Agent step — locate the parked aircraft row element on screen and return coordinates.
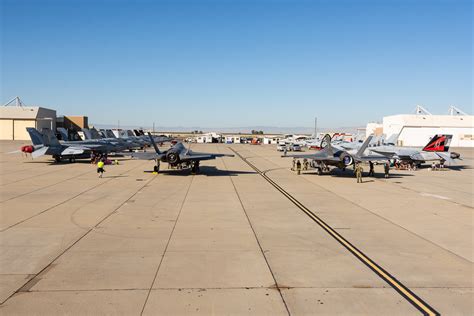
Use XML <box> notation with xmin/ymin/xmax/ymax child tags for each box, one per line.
<box><xmin>13</xmin><ymin>128</ymin><xmax>233</xmax><ymax>174</ymax></box>
<box><xmin>285</xmin><ymin>133</ymin><xmax>461</xmax><ymax>175</ymax></box>
<box><xmin>12</xmin><ymin>127</ymin><xmax>461</xmax><ymax>176</ymax></box>
<box><xmin>15</xmin><ymin>128</ymin><xmax>169</xmax><ymax>163</ymax></box>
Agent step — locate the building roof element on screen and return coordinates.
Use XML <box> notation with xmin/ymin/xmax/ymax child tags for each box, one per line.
<box><xmin>0</xmin><ymin>106</ymin><xmax>56</xmax><ymax>120</ymax></box>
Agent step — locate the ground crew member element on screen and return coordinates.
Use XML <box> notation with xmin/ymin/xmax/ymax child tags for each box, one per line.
<box><xmin>284</xmin><ymin>147</ymin><xmax>288</xmax><ymax>156</ymax></box>
<box><xmin>291</xmin><ymin>158</ymin><xmax>296</xmax><ymax>171</ymax></box>
<box><xmin>368</xmin><ymin>161</ymin><xmax>374</xmax><ymax>177</ymax></box>
<box><xmin>384</xmin><ymin>162</ymin><xmax>390</xmax><ymax>178</ymax></box>
<box><xmin>355</xmin><ymin>163</ymin><xmax>363</xmax><ymax>183</ymax></box>
<box><xmin>303</xmin><ymin>158</ymin><xmax>309</xmax><ymax>171</ymax></box>
<box><xmin>97</xmin><ymin>160</ymin><xmax>105</xmax><ymax>178</ymax></box>
<box><xmin>296</xmin><ymin>160</ymin><xmax>302</xmax><ymax>175</ymax></box>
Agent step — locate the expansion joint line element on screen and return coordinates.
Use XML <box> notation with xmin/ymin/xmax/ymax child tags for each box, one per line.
<box><xmin>3</xmin><ymin>164</ymin><xmax>157</xmax><ymax>305</ymax></box>
<box><xmin>229</xmin><ymin>147</ymin><xmax>440</xmax><ymax>316</ymax></box>
<box><xmin>140</xmin><ymin>175</ymin><xmax>195</xmax><ymax>316</ymax></box>
<box><xmin>218</xmin><ymin>146</ymin><xmax>291</xmax><ymax>316</ymax></box>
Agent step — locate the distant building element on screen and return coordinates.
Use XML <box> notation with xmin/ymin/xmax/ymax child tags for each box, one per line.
<box><xmin>0</xmin><ymin>102</ymin><xmax>56</xmax><ymax>140</ymax></box>
<box><xmin>196</xmin><ymin>132</ymin><xmax>222</xmax><ymax>143</ymax></box>
<box><xmin>365</xmin><ymin>122</ymin><xmax>383</xmax><ymax>136</ymax></box>
<box><xmin>56</xmin><ymin>115</ymin><xmax>88</xmax><ymax>131</ymax></box>
<box><xmin>382</xmin><ymin>106</ymin><xmax>473</xmax><ymax>147</ymax></box>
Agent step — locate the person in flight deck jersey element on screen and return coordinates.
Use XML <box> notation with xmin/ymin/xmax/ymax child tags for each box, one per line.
<box><xmin>97</xmin><ymin>160</ymin><xmax>105</xmax><ymax>178</ymax></box>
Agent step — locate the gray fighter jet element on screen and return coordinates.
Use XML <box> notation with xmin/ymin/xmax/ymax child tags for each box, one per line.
<box><xmin>17</xmin><ymin>128</ymin><xmax>127</xmax><ymax>162</ymax></box>
<box><xmin>285</xmin><ymin>134</ymin><xmax>389</xmax><ymax>175</ymax></box>
<box><xmin>370</xmin><ymin>134</ymin><xmax>461</xmax><ymax>166</ymax></box>
<box><xmin>131</xmin><ymin>133</ymin><xmax>233</xmax><ymax>174</ymax></box>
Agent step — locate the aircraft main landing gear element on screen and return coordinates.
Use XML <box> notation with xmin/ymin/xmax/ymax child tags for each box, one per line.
<box><xmin>191</xmin><ymin>161</ymin><xmax>200</xmax><ymax>174</ymax></box>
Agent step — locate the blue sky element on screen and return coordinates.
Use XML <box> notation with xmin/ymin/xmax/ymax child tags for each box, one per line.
<box><xmin>1</xmin><ymin>0</ymin><xmax>472</xmax><ymax>128</ymax></box>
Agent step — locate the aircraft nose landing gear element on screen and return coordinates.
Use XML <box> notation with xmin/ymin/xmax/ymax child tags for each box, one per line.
<box><xmin>153</xmin><ymin>160</ymin><xmax>160</xmax><ymax>173</ymax></box>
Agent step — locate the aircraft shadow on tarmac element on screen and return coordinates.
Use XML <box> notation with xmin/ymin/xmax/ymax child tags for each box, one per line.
<box><xmin>144</xmin><ymin>166</ymin><xmax>256</xmax><ymax>177</ymax></box>
<box><xmin>303</xmin><ymin>169</ymin><xmax>415</xmax><ymax>179</ymax></box>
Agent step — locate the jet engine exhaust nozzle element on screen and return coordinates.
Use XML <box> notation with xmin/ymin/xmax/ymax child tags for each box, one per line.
<box><xmin>166</xmin><ymin>151</ymin><xmax>180</xmax><ymax>164</ymax></box>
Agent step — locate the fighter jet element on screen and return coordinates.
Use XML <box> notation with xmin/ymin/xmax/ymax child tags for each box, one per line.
<box><xmin>17</xmin><ymin>128</ymin><xmax>127</xmax><ymax>162</ymax></box>
<box><xmin>370</xmin><ymin>134</ymin><xmax>461</xmax><ymax>166</ymax></box>
<box><xmin>285</xmin><ymin>134</ymin><xmax>389</xmax><ymax>175</ymax></box>
<box><xmin>131</xmin><ymin>133</ymin><xmax>234</xmax><ymax>174</ymax></box>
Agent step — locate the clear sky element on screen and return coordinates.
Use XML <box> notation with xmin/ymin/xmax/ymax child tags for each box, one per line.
<box><xmin>1</xmin><ymin>0</ymin><xmax>472</xmax><ymax>128</ymax></box>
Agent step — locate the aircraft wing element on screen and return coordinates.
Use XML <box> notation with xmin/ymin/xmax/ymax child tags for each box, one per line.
<box><xmin>179</xmin><ymin>152</ymin><xmax>234</xmax><ymax>162</ymax></box>
<box><xmin>355</xmin><ymin>155</ymin><xmax>389</xmax><ymax>162</ymax></box>
<box><xmin>130</xmin><ymin>152</ymin><xmax>164</xmax><ymax>160</ymax></box>
<box><xmin>371</xmin><ymin>149</ymin><xmax>397</xmax><ymax>157</ymax></box>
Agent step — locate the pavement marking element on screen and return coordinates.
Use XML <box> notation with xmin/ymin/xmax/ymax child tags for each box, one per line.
<box><xmin>140</xmin><ymin>175</ymin><xmax>195</xmax><ymax>316</ymax></box>
<box><xmin>230</xmin><ymin>147</ymin><xmax>440</xmax><ymax>316</ymax></box>
<box><xmin>218</xmin><ymin>145</ymin><xmax>291</xmax><ymax>315</ymax></box>
<box><xmin>419</xmin><ymin>193</ymin><xmax>451</xmax><ymax>200</ymax></box>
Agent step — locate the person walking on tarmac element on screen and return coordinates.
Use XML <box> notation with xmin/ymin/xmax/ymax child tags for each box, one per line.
<box><xmin>355</xmin><ymin>163</ymin><xmax>363</xmax><ymax>183</ymax></box>
<box><xmin>368</xmin><ymin>161</ymin><xmax>374</xmax><ymax>177</ymax></box>
<box><xmin>97</xmin><ymin>159</ymin><xmax>105</xmax><ymax>178</ymax></box>
<box><xmin>291</xmin><ymin>158</ymin><xmax>296</xmax><ymax>171</ymax></box>
<box><xmin>384</xmin><ymin>162</ymin><xmax>390</xmax><ymax>178</ymax></box>
<box><xmin>296</xmin><ymin>160</ymin><xmax>302</xmax><ymax>175</ymax></box>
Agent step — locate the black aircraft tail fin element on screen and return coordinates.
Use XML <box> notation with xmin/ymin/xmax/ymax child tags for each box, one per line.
<box><xmin>26</xmin><ymin>127</ymin><xmax>45</xmax><ymax>145</ymax></box>
<box><xmin>355</xmin><ymin>135</ymin><xmax>373</xmax><ymax>158</ymax></box>
<box><xmin>147</xmin><ymin>132</ymin><xmax>161</xmax><ymax>154</ymax></box>
<box><xmin>321</xmin><ymin>134</ymin><xmax>333</xmax><ymax>156</ymax></box>
<box><xmin>422</xmin><ymin>134</ymin><xmax>452</xmax><ymax>152</ymax></box>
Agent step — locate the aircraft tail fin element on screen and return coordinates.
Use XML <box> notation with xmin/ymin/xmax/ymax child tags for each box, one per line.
<box><xmin>321</xmin><ymin>134</ymin><xmax>333</xmax><ymax>155</ymax></box>
<box><xmin>356</xmin><ymin>135</ymin><xmax>373</xmax><ymax>158</ymax></box>
<box><xmin>41</xmin><ymin>128</ymin><xmax>61</xmax><ymax>146</ymax></box>
<box><xmin>385</xmin><ymin>133</ymin><xmax>399</xmax><ymax>145</ymax></box>
<box><xmin>26</xmin><ymin>128</ymin><xmax>45</xmax><ymax>145</ymax></box>
<box><xmin>57</xmin><ymin>128</ymin><xmax>69</xmax><ymax>141</ymax></box>
<box><xmin>82</xmin><ymin>128</ymin><xmax>93</xmax><ymax>140</ymax></box>
<box><xmin>147</xmin><ymin>132</ymin><xmax>161</xmax><ymax>154</ymax></box>
<box><xmin>90</xmin><ymin>128</ymin><xmax>102</xmax><ymax>139</ymax></box>
<box><xmin>422</xmin><ymin>134</ymin><xmax>452</xmax><ymax>152</ymax></box>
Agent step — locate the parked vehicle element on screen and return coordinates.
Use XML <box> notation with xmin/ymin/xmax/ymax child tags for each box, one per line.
<box><xmin>277</xmin><ymin>144</ymin><xmax>287</xmax><ymax>151</ymax></box>
<box><xmin>290</xmin><ymin>144</ymin><xmax>302</xmax><ymax>151</ymax></box>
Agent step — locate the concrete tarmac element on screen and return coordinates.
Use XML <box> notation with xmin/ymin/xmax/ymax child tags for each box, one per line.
<box><xmin>0</xmin><ymin>141</ymin><xmax>472</xmax><ymax>315</ymax></box>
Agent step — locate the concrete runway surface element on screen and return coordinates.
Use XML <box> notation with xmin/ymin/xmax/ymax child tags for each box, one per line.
<box><xmin>0</xmin><ymin>140</ymin><xmax>472</xmax><ymax>315</ymax></box>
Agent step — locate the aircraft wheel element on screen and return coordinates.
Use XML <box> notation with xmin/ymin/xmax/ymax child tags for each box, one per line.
<box><xmin>69</xmin><ymin>157</ymin><xmax>76</xmax><ymax>163</ymax></box>
<box><xmin>153</xmin><ymin>165</ymin><xmax>159</xmax><ymax>173</ymax></box>
<box><xmin>54</xmin><ymin>156</ymin><xmax>61</xmax><ymax>163</ymax></box>
<box><xmin>317</xmin><ymin>168</ymin><xmax>323</xmax><ymax>175</ymax></box>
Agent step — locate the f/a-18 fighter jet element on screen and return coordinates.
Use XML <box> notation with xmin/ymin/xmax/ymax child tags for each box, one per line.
<box><xmin>285</xmin><ymin>134</ymin><xmax>389</xmax><ymax>175</ymax></box>
<box><xmin>370</xmin><ymin>134</ymin><xmax>461</xmax><ymax>166</ymax></box>
<box><xmin>16</xmin><ymin>128</ymin><xmax>127</xmax><ymax>162</ymax></box>
<box><xmin>131</xmin><ymin>133</ymin><xmax>233</xmax><ymax>174</ymax></box>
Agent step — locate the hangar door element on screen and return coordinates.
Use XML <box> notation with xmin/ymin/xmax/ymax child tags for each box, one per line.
<box><xmin>13</xmin><ymin>120</ymin><xmax>36</xmax><ymax>140</ymax></box>
<box><xmin>0</xmin><ymin>119</ymin><xmax>14</xmax><ymax>140</ymax></box>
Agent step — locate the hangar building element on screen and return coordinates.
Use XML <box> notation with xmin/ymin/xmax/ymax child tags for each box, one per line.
<box><xmin>382</xmin><ymin>106</ymin><xmax>473</xmax><ymax>147</ymax></box>
<box><xmin>0</xmin><ymin>98</ymin><xmax>56</xmax><ymax>141</ymax></box>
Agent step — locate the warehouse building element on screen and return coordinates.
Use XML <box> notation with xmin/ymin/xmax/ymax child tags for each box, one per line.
<box><xmin>381</xmin><ymin>106</ymin><xmax>473</xmax><ymax>147</ymax></box>
<box><xmin>0</xmin><ymin>98</ymin><xmax>56</xmax><ymax>141</ymax></box>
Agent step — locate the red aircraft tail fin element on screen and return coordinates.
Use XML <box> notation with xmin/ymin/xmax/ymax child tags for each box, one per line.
<box><xmin>422</xmin><ymin>134</ymin><xmax>452</xmax><ymax>152</ymax></box>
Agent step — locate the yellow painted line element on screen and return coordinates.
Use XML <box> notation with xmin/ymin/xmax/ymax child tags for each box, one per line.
<box><xmin>230</xmin><ymin>148</ymin><xmax>439</xmax><ymax>316</ymax></box>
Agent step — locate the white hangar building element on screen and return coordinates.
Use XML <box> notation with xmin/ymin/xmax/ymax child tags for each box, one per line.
<box><xmin>382</xmin><ymin>106</ymin><xmax>473</xmax><ymax>147</ymax></box>
<box><xmin>0</xmin><ymin>97</ymin><xmax>57</xmax><ymax>141</ymax></box>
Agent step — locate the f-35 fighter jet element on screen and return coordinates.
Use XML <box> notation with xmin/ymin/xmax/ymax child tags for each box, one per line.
<box><xmin>131</xmin><ymin>133</ymin><xmax>234</xmax><ymax>174</ymax></box>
